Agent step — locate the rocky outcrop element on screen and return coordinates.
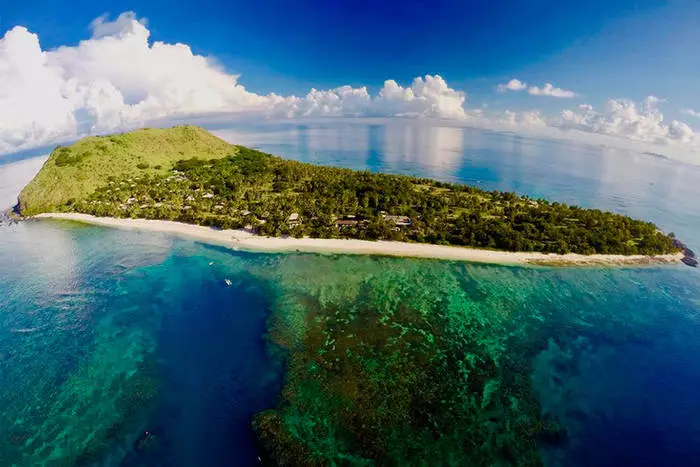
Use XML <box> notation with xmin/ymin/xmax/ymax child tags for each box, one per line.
<box><xmin>673</xmin><ymin>239</ymin><xmax>697</xmax><ymax>267</ymax></box>
<box><xmin>0</xmin><ymin>210</ymin><xmax>18</xmax><ymax>226</ymax></box>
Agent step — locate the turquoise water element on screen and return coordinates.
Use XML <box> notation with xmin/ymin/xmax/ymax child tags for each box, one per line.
<box><xmin>1</xmin><ymin>121</ymin><xmax>700</xmax><ymax>465</ymax></box>
<box><xmin>0</xmin><ymin>221</ymin><xmax>283</xmax><ymax>465</ymax></box>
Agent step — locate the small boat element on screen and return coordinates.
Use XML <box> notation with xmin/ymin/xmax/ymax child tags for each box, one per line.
<box><xmin>224</xmin><ymin>279</ymin><xmax>232</xmax><ymax>286</ymax></box>
<box><xmin>209</xmin><ymin>261</ymin><xmax>214</xmax><ymax>266</ymax></box>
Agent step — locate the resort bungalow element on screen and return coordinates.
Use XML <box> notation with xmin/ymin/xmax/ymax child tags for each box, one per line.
<box><xmin>336</xmin><ymin>219</ymin><xmax>359</xmax><ymax>229</ymax></box>
<box><xmin>336</xmin><ymin>218</ymin><xmax>369</xmax><ymax>230</ymax></box>
<box><xmin>288</xmin><ymin>212</ymin><xmax>300</xmax><ymax>227</ymax></box>
<box><xmin>385</xmin><ymin>215</ymin><xmax>412</xmax><ymax>226</ymax></box>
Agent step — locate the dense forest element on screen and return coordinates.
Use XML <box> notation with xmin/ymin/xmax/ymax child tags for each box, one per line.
<box><xmin>67</xmin><ymin>146</ymin><xmax>677</xmax><ymax>255</ymax></box>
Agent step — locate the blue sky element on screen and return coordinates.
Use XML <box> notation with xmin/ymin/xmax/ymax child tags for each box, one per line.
<box><xmin>1</xmin><ymin>0</ymin><xmax>700</xmax><ymax>159</ymax></box>
<box><xmin>3</xmin><ymin>1</ymin><xmax>696</xmax><ymax>100</ymax></box>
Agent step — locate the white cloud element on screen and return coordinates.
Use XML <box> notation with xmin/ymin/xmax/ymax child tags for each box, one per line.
<box><xmin>0</xmin><ymin>13</ymin><xmax>470</xmax><ymax>155</ymax></box>
<box><xmin>520</xmin><ymin>110</ymin><xmax>548</xmax><ymax>128</ymax></box>
<box><xmin>497</xmin><ymin>79</ymin><xmax>527</xmax><ymax>93</ymax></box>
<box><xmin>558</xmin><ymin>96</ymin><xmax>696</xmax><ymax>145</ymax></box>
<box><xmin>0</xmin><ymin>12</ymin><xmax>697</xmax><ymax>161</ymax></box>
<box><xmin>376</xmin><ymin>76</ymin><xmax>468</xmax><ymax>119</ymax></box>
<box><xmin>527</xmin><ymin>83</ymin><xmax>577</xmax><ymax>98</ymax></box>
<box><xmin>682</xmin><ymin>108</ymin><xmax>700</xmax><ymax>118</ymax></box>
<box><xmin>496</xmin><ymin>110</ymin><xmax>548</xmax><ymax>129</ymax></box>
<box><xmin>90</xmin><ymin>12</ymin><xmax>148</xmax><ymax>39</ymax></box>
<box><xmin>274</xmin><ymin>76</ymin><xmax>468</xmax><ymax>120</ymax></box>
<box><xmin>0</xmin><ymin>26</ymin><xmax>77</xmax><ymax>153</ymax></box>
<box><xmin>497</xmin><ymin>79</ymin><xmax>576</xmax><ymax>98</ymax></box>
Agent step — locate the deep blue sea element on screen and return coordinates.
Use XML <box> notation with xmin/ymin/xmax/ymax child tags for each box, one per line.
<box><xmin>1</xmin><ymin>120</ymin><xmax>699</xmax><ymax>466</ymax></box>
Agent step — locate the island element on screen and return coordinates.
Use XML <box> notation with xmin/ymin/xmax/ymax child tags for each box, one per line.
<box><xmin>8</xmin><ymin>125</ymin><xmax>694</xmax><ymax>467</ymax></box>
<box><xmin>18</xmin><ymin>125</ymin><xmax>684</xmax><ymax>266</ymax></box>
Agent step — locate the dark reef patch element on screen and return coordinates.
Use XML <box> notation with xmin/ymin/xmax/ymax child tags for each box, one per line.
<box><xmin>254</xmin><ymin>283</ymin><xmax>550</xmax><ymax>465</ymax></box>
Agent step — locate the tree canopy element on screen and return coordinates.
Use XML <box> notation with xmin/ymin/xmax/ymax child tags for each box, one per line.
<box><xmin>66</xmin><ymin>146</ymin><xmax>677</xmax><ymax>256</ymax></box>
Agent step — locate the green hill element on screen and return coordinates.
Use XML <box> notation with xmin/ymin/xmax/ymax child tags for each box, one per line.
<box><xmin>18</xmin><ymin>126</ymin><xmax>235</xmax><ymax>215</ymax></box>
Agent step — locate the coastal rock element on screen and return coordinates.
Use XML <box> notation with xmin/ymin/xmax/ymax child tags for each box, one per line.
<box><xmin>0</xmin><ymin>211</ymin><xmax>17</xmax><ymax>226</ymax></box>
<box><xmin>673</xmin><ymin>239</ymin><xmax>697</xmax><ymax>267</ymax></box>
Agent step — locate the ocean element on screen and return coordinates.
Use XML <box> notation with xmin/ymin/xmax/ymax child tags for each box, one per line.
<box><xmin>1</xmin><ymin>120</ymin><xmax>699</xmax><ymax>466</ymax></box>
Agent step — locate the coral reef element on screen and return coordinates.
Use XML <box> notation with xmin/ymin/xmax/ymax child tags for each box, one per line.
<box><xmin>254</xmin><ymin>259</ymin><xmax>551</xmax><ymax>466</ymax></box>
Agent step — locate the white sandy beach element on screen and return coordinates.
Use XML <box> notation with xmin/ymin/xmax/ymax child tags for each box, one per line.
<box><xmin>34</xmin><ymin>213</ymin><xmax>684</xmax><ymax>267</ymax></box>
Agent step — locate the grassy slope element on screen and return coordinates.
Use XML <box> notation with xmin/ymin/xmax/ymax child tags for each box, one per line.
<box><xmin>18</xmin><ymin>126</ymin><xmax>236</xmax><ymax>215</ymax></box>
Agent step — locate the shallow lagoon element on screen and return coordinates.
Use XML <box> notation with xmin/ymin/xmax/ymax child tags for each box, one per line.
<box><xmin>1</xmin><ymin>121</ymin><xmax>699</xmax><ymax>465</ymax></box>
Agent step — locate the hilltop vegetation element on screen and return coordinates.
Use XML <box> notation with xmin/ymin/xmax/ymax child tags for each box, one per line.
<box><xmin>19</xmin><ymin>126</ymin><xmax>677</xmax><ymax>255</ymax></box>
<box><xmin>20</xmin><ymin>126</ymin><xmax>677</xmax><ymax>255</ymax></box>
<box><xmin>18</xmin><ymin>126</ymin><xmax>235</xmax><ymax>215</ymax></box>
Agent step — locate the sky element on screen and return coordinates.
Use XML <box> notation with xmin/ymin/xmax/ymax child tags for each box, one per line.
<box><xmin>2</xmin><ymin>0</ymin><xmax>700</xmax><ymax>160</ymax></box>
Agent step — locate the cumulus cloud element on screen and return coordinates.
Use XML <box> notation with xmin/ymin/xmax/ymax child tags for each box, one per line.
<box><xmin>0</xmin><ymin>26</ymin><xmax>77</xmax><ymax>153</ymax></box>
<box><xmin>0</xmin><ymin>12</ymin><xmax>698</xmax><ymax>159</ymax></box>
<box><xmin>496</xmin><ymin>78</ymin><xmax>576</xmax><ymax>98</ymax></box>
<box><xmin>0</xmin><ymin>12</ymin><xmax>273</xmax><ymax>154</ymax></box>
<box><xmin>376</xmin><ymin>76</ymin><xmax>468</xmax><ymax>119</ymax></box>
<box><xmin>559</xmin><ymin>96</ymin><xmax>696</xmax><ymax>145</ymax></box>
<box><xmin>497</xmin><ymin>110</ymin><xmax>548</xmax><ymax>129</ymax></box>
<box><xmin>520</xmin><ymin>110</ymin><xmax>548</xmax><ymax>128</ymax></box>
<box><xmin>496</xmin><ymin>79</ymin><xmax>527</xmax><ymax>93</ymax></box>
<box><xmin>275</xmin><ymin>76</ymin><xmax>468</xmax><ymax>120</ymax></box>
<box><xmin>0</xmin><ymin>12</ymin><xmax>471</xmax><ymax>155</ymax></box>
<box><xmin>527</xmin><ymin>83</ymin><xmax>577</xmax><ymax>98</ymax></box>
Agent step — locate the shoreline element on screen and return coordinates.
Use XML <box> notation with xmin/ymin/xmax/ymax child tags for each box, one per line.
<box><xmin>33</xmin><ymin>213</ymin><xmax>685</xmax><ymax>267</ymax></box>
